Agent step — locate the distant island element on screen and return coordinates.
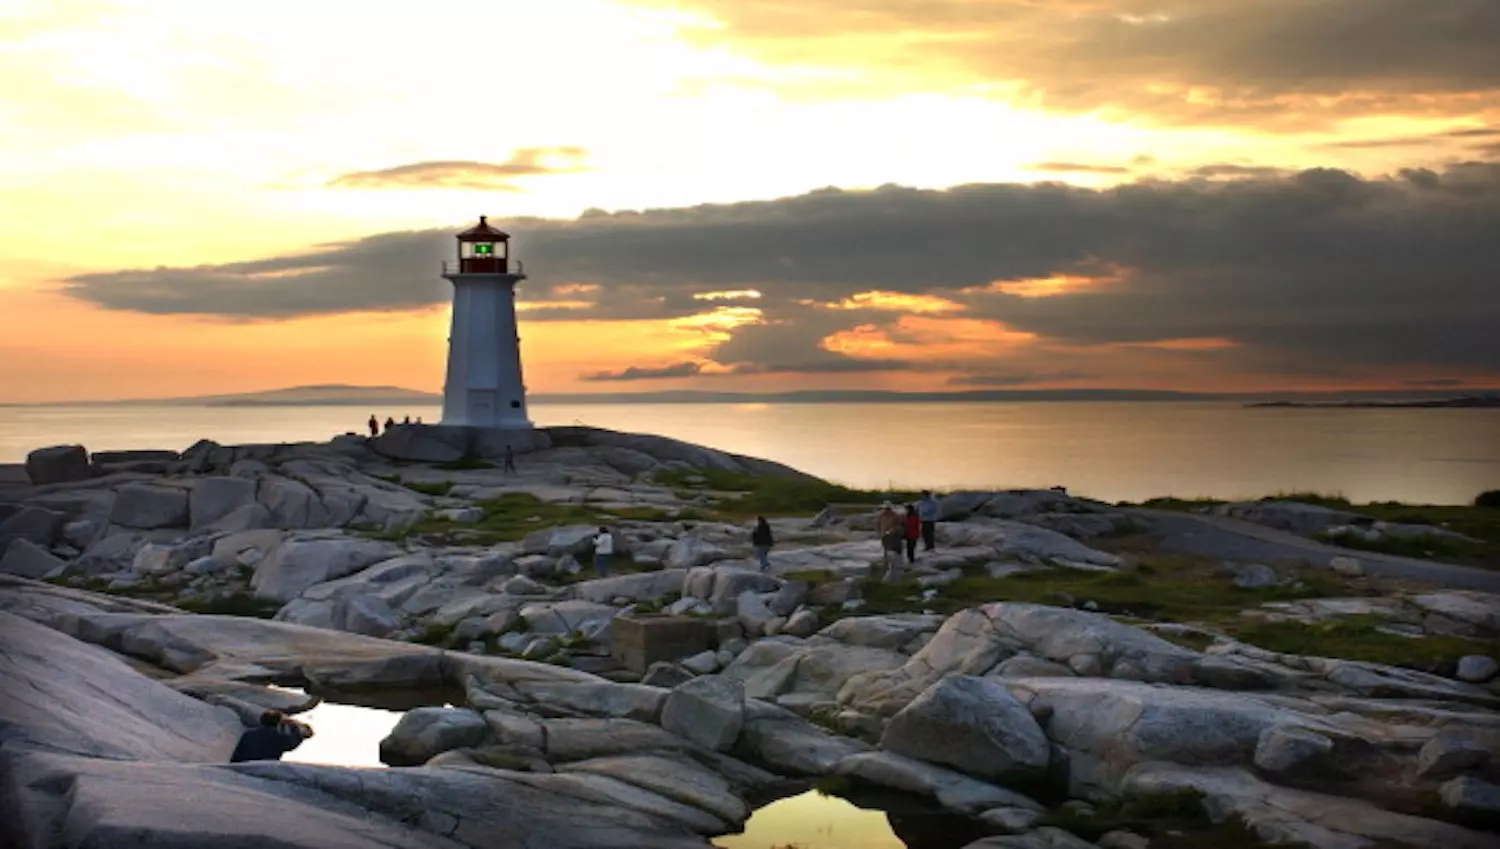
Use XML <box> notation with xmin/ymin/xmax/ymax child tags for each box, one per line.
<box><xmin>9</xmin><ymin>384</ymin><xmax>1500</xmax><ymax>407</ymax></box>
<box><xmin>1247</xmin><ymin>396</ymin><xmax>1500</xmax><ymax>409</ymax></box>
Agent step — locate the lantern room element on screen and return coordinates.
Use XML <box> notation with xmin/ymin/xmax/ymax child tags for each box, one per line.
<box><xmin>454</xmin><ymin>215</ymin><xmax>510</xmax><ymax>274</ymax></box>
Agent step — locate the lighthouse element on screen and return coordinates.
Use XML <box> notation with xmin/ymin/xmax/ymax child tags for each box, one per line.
<box><xmin>439</xmin><ymin>216</ymin><xmax>532</xmax><ymax>430</ymax></box>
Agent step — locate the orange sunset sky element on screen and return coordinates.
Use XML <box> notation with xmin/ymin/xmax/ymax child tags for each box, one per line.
<box><xmin>2</xmin><ymin>0</ymin><xmax>1498</xmax><ymax>403</ymax></box>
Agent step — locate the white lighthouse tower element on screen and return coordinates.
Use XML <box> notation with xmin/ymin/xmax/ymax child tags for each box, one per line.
<box><xmin>439</xmin><ymin>216</ymin><xmax>532</xmax><ymax>429</ymax></box>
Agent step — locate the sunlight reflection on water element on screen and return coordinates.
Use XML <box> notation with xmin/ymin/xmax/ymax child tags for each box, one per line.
<box><xmin>270</xmin><ymin>687</ymin><xmax>406</xmax><ymax>769</ymax></box>
<box><xmin>713</xmin><ymin>791</ymin><xmax>907</xmax><ymax>849</ymax></box>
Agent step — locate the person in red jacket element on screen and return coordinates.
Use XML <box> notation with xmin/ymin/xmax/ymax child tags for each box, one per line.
<box><xmin>903</xmin><ymin>503</ymin><xmax>921</xmax><ymax>564</ymax></box>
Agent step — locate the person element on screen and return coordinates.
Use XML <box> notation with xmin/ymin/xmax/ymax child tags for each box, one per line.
<box><xmin>230</xmin><ymin>709</ymin><xmax>314</xmax><ymax>763</ymax></box>
<box><xmin>415</xmin><ymin>416</ymin><xmax>423</xmax><ymax>424</ymax></box>
<box><xmin>402</xmin><ymin>415</ymin><xmax>411</xmax><ymax>425</ymax></box>
<box><xmin>918</xmin><ymin>490</ymin><xmax>940</xmax><ymax>552</ymax></box>
<box><xmin>367</xmin><ymin>414</ymin><xmax>379</xmax><ymax>438</ymax></box>
<box><xmin>903</xmin><ymin>503</ymin><xmax>921</xmax><ymax>564</ymax></box>
<box><xmin>503</xmin><ymin>444</ymin><xmax>517</xmax><ymax>475</ymax></box>
<box><xmin>592</xmin><ymin>525</ymin><xmax>614</xmax><ymax>577</ymax></box>
<box><xmin>876</xmin><ymin>502</ymin><xmax>904</xmax><ymax>582</ymax></box>
<box><xmin>383</xmin><ymin>416</ymin><xmax>396</xmax><ymax>433</ymax></box>
<box><xmin>751</xmin><ymin>516</ymin><xmax>774</xmax><ymax>573</ymax></box>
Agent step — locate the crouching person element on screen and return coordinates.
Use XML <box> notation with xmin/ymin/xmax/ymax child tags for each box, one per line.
<box><xmin>230</xmin><ymin>709</ymin><xmax>314</xmax><ymax>763</ymax></box>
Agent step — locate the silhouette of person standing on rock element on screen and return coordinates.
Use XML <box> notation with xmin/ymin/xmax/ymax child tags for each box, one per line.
<box><xmin>752</xmin><ymin>516</ymin><xmax>774</xmax><ymax>573</ymax></box>
<box><xmin>384</xmin><ymin>417</ymin><xmax>396</xmax><ymax>433</ymax></box>
<box><xmin>503</xmin><ymin>444</ymin><xmax>517</xmax><ymax>475</ymax></box>
<box><xmin>367</xmin><ymin>415</ymin><xmax>379</xmax><ymax>438</ymax></box>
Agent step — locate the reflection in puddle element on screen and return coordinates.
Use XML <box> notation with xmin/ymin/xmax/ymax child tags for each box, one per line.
<box><xmin>714</xmin><ymin>791</ymin><xmax>907</xmax><ymax>849</ymax></box>
<box><xmin>715</xmin><ymin>790</ymin><xmax>985</xmax><ymax>849</ymax></box>
<box><xmin>257</xmin><ymin>688</ymin><xmax>983</xmax><ymax>849</ymax></box>
<box><xmin>268</xmin><ymin>686</ymin><xmax>455</xmax><ymax>769</ymax></box>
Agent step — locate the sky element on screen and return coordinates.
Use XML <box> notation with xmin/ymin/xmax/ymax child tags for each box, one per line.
<box><xmin>2</xmin><ymin>0</ymin><xmax>1498</xmax><ymax>403</ymax></box>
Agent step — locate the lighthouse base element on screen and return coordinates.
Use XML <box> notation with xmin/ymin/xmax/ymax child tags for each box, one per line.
<box><xmin>369</xmin><ymin>424</ymin><xmax>550</xmax><ymax>464</ymax></box>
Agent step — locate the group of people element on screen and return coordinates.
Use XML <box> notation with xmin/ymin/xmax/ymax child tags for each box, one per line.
<box><xmin>875</xmin><ymin>490</ymin><xmax>940</xmax><ymax>581</ymax></box>
<box><xmin>749</xmin><ymin>490</ymin><xmax>941</xmax><ymax>581</ymax></box>
<box><xmin>367</xmin><ymin>414</ymin><xmax>423</xmax><ymax>436</ymax></box>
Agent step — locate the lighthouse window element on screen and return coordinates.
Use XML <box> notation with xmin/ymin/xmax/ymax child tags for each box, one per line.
<box><xmin>510</xmin><ymin>400</ymin><xmax>522</xmax><ymax>409</ymax></box>
<box><xmin>473</xmin><ymin>243</ymin><xmax>493</xmax><ymax>256</ymax></box>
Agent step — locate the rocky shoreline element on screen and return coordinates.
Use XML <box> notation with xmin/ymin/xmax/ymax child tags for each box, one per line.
<box><xmin>2</xmin><ymin>426</ymin><xmax>1498</xmax><ymax>849</ymax></box>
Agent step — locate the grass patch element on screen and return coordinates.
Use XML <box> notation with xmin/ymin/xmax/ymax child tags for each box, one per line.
<box><xmin>1134</xmin><ymin>492</ymin><xmax>1500</xmax><ymax>570</ymax></box>
<box><xmin>1224</xmin><ymin>616</ymin><xmax>1491</xmax><ymax>673</ymax></box>
<box><xmin>404</xmin><ymin>480</ymin><xmax>455</xmax><ymax>497</ymax></box>
<box><xmin>436</xmin><ymin>455</ymin><xmax>494</xmax><ymax>471</ymax></box>
<box><xmin>176</xmin><ymin>593</ymin><xmax>283</xmax><ymax>619</ymax></box>
<box><xmin>650</xmin><ymin>468</ymin><xmax>921</xmax><ymax>519</ymax></box>
<box><xmin>412</xmin><ymin>621</ymin><xmax>458</xmax><ymax>647</ymax></box>
<box><xmin>1315</xmin><ymin>529</ymin><xmax>1472</xmax><ymax>561</ymax></box>
<box><xmin>393</xmin><ymin>493</ymin><xmax>684</xmax><ymax>545</ymax></box>
<box><xmin>858</xmin><ymin>558</ymin><xmax>1350</xmax><ymax>623</ymax></box>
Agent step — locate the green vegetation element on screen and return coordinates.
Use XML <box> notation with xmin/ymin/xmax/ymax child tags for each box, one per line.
<box><xmin>852</xmin><ymin>557</ymin><xmax>1349</xmax><ymax>623</ymax></box>
<box><xmin>175</xmin><ymin>593</ymin><xmax>283</xmax><ymax>619</ymax></box>
<box><xmin>1315</xmin><ymin>529</ymin><xmax>1473</xmax><ymax>562</ymax></box>
<box><xmin>403</xmin><ymin>480</ymin><xmax>455</xmax><ymax>497</ymax></box>
<box><xmin>412</xmin><ymin>621</ymin><xmax>457</xmax><ymax>647</ymax></box>
<box><xmin>650</xmin><ymin>468</ymin><xmax>920</xmax><ymax>519</ymax></box>
<box><xmin>1040</xmin><ymin>789</ymin><xmax>1276</xmax><ymax>849</ymax></box>
<box><xmin>391</xmin><ymin>493</ymin><xmax>681</xmax><ymax>545</ymax></box>
<box><xmin>832</xmin><ymin>556</ymin><xmax>1484</xmax><ymax>669</ymax></box>
<box><xmin>1134</xmin><ymin>492</ymin><xmax>1500</xmax><ymax>570</ymax></box>
<box><xmin>436</xmin><ymin>455</ymin><xmax>494</xmax><ymax>470</ymax></box>
<box><xmin>1224</xmin><ymin>616</ymin><xmax>1492</xmax><ymax>672</ymax></box>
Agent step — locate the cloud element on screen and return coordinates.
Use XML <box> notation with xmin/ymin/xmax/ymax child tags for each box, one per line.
<box><xmin>583</xmin><ymin>361</ymin><xmax>704</xmax><ymax>381</ymax></box>
<box><xmin>1189</xmin><ymin>164</ymin><xmax>1290</xmax><ymax>179</ymax></box>
<box><xmin>641</xmin><ymin>0</ymin><xmax>1500</xmax><ymax>126</ymax></box>
<box><xmin>61</xmin><ymin>161</ymin><xmax>1500</xmax><ymax>382</ymax></box>
<box><xmin>329</xmin><ymin>147</ymin><xmax>589</xmax><ymax>190</ymax></box>
<box><xmin>1025</xmin><ymin>162</ymin><xmax>1132</xmax><ymax>175</ymax></box>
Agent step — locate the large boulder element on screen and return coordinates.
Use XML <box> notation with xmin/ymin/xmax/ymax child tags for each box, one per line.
<box><xmin>378</xmin><ymin>706</ymin><xmax>490</xmax><ymax>766</ymax></box>
<box><xmin>0</xmin><ymin>612</ymin><xmax>241</xmax><ymax>761</ymax></box>
<box><xmin>820</xmin><ymin>614</ymin><xmax>945</xmax><ymax>650</ymax></box>
<box><xmin>0</xmin><ymin>537</ymin><xmax>66</xmax><ymax>579</ymax></box>
<box><xmin>521</xmin><ymin>525</ymin><xmax>599</xmax><ymax>557</ymax></box>
<box><xmin>109</xmin><ymin>483</ymin><xmax>190</xmax><ymax>529</ymax></box>
<box><xmin>251</xmin><ymin>537</ymin><xmax>404</xmax><ymax>602</ymax></box>
<box><xmin>660</xmin><ymin>675</ymin><xmax>746</xmax><ymax>752</ymax></box>
<box><xmin>880</xmin><ymin>676</ymin><xmax>1050</xmax><ymax>785</ymax></box>
<box><xmin>0</xmin><ymin>505</ymin><xmax>66</xmax><ymax>548</ymax></box>
<box><xmin>24</xmin><ymin>444</ymin><xmax>91</xmax><ymax>485</ymax></box>
<box><xmin>190</xmin><ymin>476</ymin><xmax>259</xmax><ymax>530</ymax></box>
<box><xmin>572</xmin><ymin>569</ymin><xmax>688</xmax><ymax>604</ymax></box>
<box><xmin>1007</xmin><ymin>677</ymin><xmax>1333</xmax><ymax>799</ymax></box>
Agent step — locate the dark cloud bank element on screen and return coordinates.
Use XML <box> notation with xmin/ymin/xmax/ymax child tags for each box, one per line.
<box><xmin>63</xmin><ymin>163</ymin><xmax>1500</xmax><ymax>383</ymax></box>
<box><xmin>650</xmin><ymin>0</ymin><xmax>1500</xmax><ymax>124</ymax></box>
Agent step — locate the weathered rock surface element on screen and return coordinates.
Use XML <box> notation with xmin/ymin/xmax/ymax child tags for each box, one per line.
<box><xmin>25</xmin><ymin>444</ymin><xmax>91</xmax><ymax>485</ymax></box>
<box><xmin>661</xmin><ymin>675</ymin><xmax>745</xmax><ymax>751</ymax></box>
<box><xmin>379</xmin><ymin>707</ymin><xmax>491</xmax><ymax>766</ymax></box>
<box><xmin>881</xmin><ymin>675</ymin><xmax>1051</xmax><ymax>784</ymax></box>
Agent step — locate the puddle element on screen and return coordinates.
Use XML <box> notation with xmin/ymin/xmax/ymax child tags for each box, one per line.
<box><xmin>257</xmin><ymin>687</ymin><xmax>986</xmax><ymax>849</ymax></box>
<box><xmin>714</xmin><ymin>789</ymin><xmax>987</xmax><ymax>849</ymax></box>
<box><xmin>268</xmin><ymin>686</ymin><xmax>458</xmax><ymax>769</ymax></box>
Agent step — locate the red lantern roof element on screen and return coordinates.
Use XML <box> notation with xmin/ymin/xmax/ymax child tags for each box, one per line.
<box><xmin>457</xmin><ymin>215</ymin><xmax>510</xmax><ymax>241</ymax></box>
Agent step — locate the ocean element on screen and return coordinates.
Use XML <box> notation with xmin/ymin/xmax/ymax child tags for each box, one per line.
<box><xmin>2</xmin><ymin>401</ymin><xmax>1496</xmax><ymax>505</ymax></box>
